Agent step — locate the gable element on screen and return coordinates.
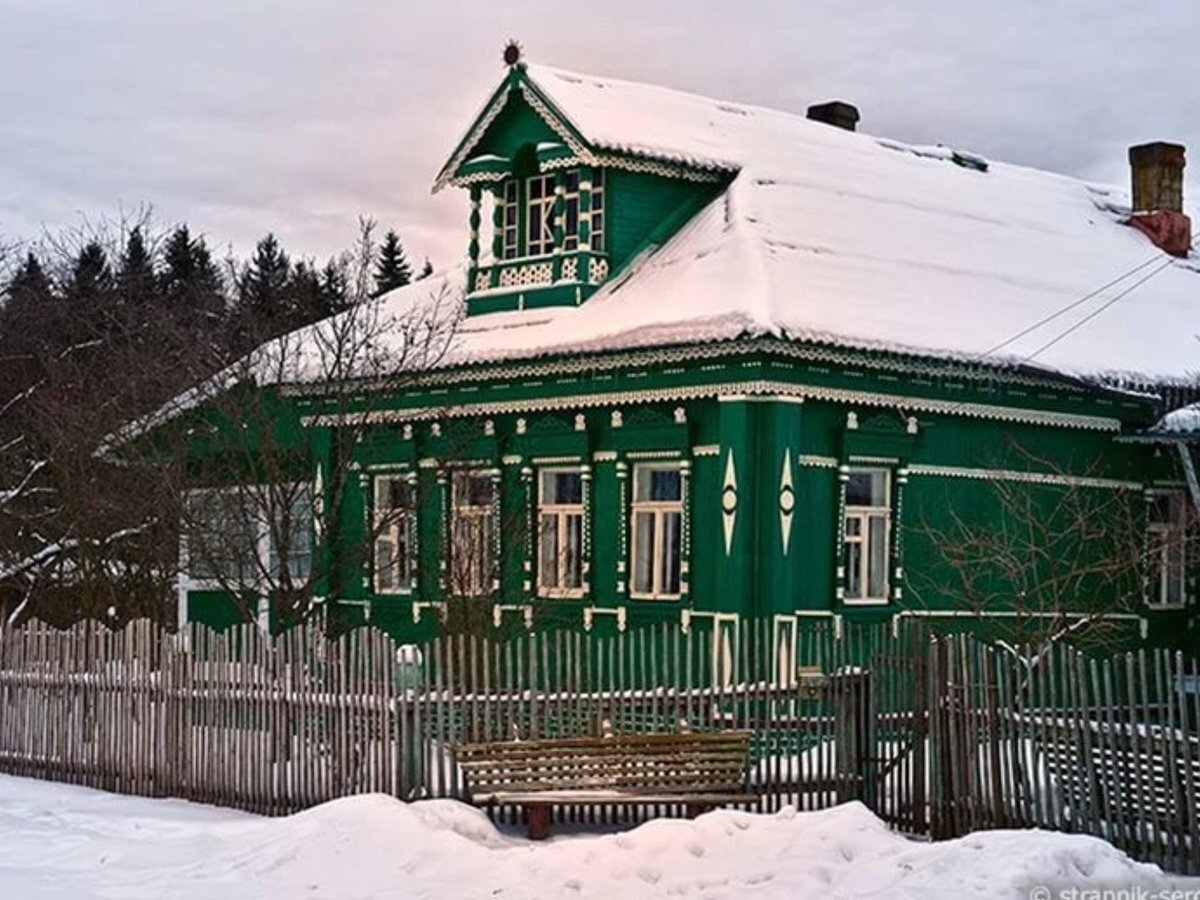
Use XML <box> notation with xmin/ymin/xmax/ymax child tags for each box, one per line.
<box><xmin>466</xmin><ymin>93</ymin><xmax>563</xmax><ymax>169</ymax></box>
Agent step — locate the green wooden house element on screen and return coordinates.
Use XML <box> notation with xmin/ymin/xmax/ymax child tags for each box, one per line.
<box><xmin>171</xmin><ymin>50</ymin><xmax>1200</xmax><ymax>653</ymax></box>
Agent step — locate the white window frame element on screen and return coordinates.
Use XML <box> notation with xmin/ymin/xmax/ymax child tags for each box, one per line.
<box><xmin>588</xmin><ymin>167</ymin><xmax>605</xmax><ymax>253</ymax></box>
<box><xmin>561</xmin><ymin>170</ymin><xmax>581</xmax><ymax>252</ymax></box>
<box><xmin>525</xmin><ymin>173</ymin><xmax>557</xmax><ymax>257</ymax></box>
<box><xmin>1147</xmin><ymin>488</ymin><xmax>1188</xmax><ymax>609</ymax></box>
<box><xmin>450</xmin><ymin>470</ymin><xmax>497</xmax><ymax>597</ymax></box>
<box><xmin>842</xmin><ymin>467</ymin><xmax>892</xmax><ymax>606</ymax></box>
<box><xmin>183</xmin><ymin>483</ymin><xmax>313</xmax><ymax>591</ymax></box>
<box><xmin>498</xmin><ymin>179</ymin><xmax>518</xmax><ymax>260</ymax></box>
<box><xmin>536</xmin><ymin>468</ymin><xmax>585</xmax><ymax>599</ymax></box>
<box><xmin>629</xmin><ymin>463</ymin><xmax>684</xmax><ymax>600</ymax></box>
<box><xmin>373</xmin><ymin>474</ymin><xmax>417</xmax><ymax>595</ymax></box>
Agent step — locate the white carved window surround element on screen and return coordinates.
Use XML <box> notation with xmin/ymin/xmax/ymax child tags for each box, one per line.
<box><xmin>1148</xmin><ymin>489</ymin><xmax>1188</xmax><ymax>609</ymax></box>
<box><xmin>450</xmin><ymin>470</ymin><xmax>497</xmax><ymax>597</ymax></box>
<box><xmin>498</xmin><ymin>180</ymin><xmax>518</xmax><ymax>260</ymax></box>
<box><xmin>537</xmin><ymin>468</ymin><xmax>585</xmax><ymax>598</ymax></box>
<box><xmin>843</xmin><ymin>467</ymin><xmax>891</xmax><ymax>605</ymax></box>
<box><xmin>373</xmin><ymin>474</ymin><xmax>417</xmax><ymax>594</ymax></box>
<box><xmin>630</xmin><ymin>463</ymin><xmax>684</xmax><ymax>600</ymax></box>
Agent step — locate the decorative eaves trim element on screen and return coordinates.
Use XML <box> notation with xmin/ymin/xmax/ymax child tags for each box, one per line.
<box><xmin>299</xmin><ymin>379</ymin><xmax>1122</xmax><ymax>432</ymax></box>
<box><xmin>435</xmin><ymin>71</ymin><xmax>734</xmax><ymax>193</ymax></box>
<box><xmin>906</xmin><ymin>463</ymin><xmax>1141</xmax><ymax>490</ymax></box>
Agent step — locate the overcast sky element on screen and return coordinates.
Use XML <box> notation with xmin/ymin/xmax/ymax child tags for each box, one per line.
<box><xmin>2</xmin><ymin>0</ymin><xmax>1198</xmax><ymax>268</ymax></box>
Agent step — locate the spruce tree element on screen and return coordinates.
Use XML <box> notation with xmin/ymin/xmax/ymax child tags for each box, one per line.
<box><xmin>318</xmin><ymin>259</ymin><xmax>348</xmax><ymax>316</ymax></box>
<box><xmin>3</xmin><ymin>252</ymin><xmax>55</xmax><ymax>319</ymax></box>
<box><xmin>117</xmin><ymin>226</ymin><xmax>156</xmax><ymax>308</ymax></box>
<box><xmin>238</xmin><ymin>233</ymin><xmax>292</xmax><ymax>336</ymax></box>
<box><xmin>373</xmin><ymin>230</ymin><xmax>412</xmax><ymax>297</ymax></box>
<box><xmin>416</xmin><ymin>257</ymin><xmax>433</xmax><ymax>280</ymax></box>
<box><xmin>288</xmin><ymin>260</ymin><xmax>323</xmax><ymax>325</ymax></box>
<box><xmin>65</xmin><ymin>241</ymin><xmax>115</xmax><ymax>304</ymax></box>
<box><xmin>159</xmin><ymin>225</ymin><xmax>225</xmax><ymax>327</ymax></box>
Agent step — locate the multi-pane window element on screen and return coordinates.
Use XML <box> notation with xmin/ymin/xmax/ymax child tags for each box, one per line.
<box><xmin>374</xmin><ymin>475</ymin><xmax>416</xmax><ymax>594</ymax></box>
<box><xmin>562</xmin><ymin>170</ymin><xmax>580</xmax><ymax>252</ymax></box>
<box><xmin>1148</xmin><ymin>490</ymin><xmax>1188</xmax><ymax>608</ymax></box>
<box><xmin>185</xmin><ymin>486</ymin><xmax>312</xmax><ymax>587</ymax></box>
<box><xmin>498</xmin><ymin>180</ymin><xmax>518</xmax><ymax>260</ymax></box>
<box><xmin>496</xmin><ymin>169</ymin><xmax>604</xmax><ymax>259</ymax></box>
<box><xmin>843</xmin><ymin>468</ymin><xmax>891</xmax><ymax>604</ymax></box>
<box><xmin>589</xmin><ymin>168</ymin><xmax>605</xmax><ymax>252</ymax></box>
<box><xmin>450</xmin><ymin>471</ymin><xmax>496</xmax><ymax>597</ymax></box>
<box><xmin>537</xmin><ymin>469</ymin><xmax>584</xmax><ymax>597</ymax></box>
<box><xmin>525</xmin><ymin>173</ymin><xmax>557</xmax><ymax>256</ymax></box>
<box><xmin>265</xmin><ymin>488</ymin><xmax>313</xmax><ymax>584</ymax></box>
<box><xmin>631</xmin><ymin>464</ymin><xmax>683</xmax><ymax>599</ymax></box>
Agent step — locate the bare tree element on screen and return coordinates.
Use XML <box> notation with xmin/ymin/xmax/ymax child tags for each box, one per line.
<box><xmin>0</xmin><ymin>212</ymin><xmax>222</xmax><ymax>626</ymax></box>
<box><xmin>908</xmin><ymin>438</ymin><xmax>1164</xmax><ymax>665</ymax></box>
<box><xmin>165</xmin><ymin>220</ymin><xmax>460</xmax><ymax>629</ymax></box>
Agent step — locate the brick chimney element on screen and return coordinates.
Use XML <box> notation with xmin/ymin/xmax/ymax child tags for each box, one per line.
<box><xmin>1127</xmin><ymin>142</ymin><xmax>1191</xmax><ymax>257</ymax></box>
<box><xmin>807</xmin><ymin>101</ymin><xmax>859</xmax><ymax>132</ymax></box>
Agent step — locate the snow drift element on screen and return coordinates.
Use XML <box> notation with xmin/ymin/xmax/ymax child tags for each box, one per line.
<box><xmin>0</xmin><ymin>774</ymin><xmax>1194</xmax><ymax>899</ymax></box>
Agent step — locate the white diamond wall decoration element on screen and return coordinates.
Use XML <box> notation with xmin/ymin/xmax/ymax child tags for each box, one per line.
<box><xmin>722</xmin><ymin>449</ymin><xmax>737</xmax><ymax>555</ymax></box>
<box><xmin>779</xmin><ymin>450</ymin><xmax>795</xmax><ymax>555</ymax></box>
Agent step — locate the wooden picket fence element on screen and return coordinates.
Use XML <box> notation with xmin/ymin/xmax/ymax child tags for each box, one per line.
<box><xmin>0</xmin><ymin>617</ymin><xmax>1196</xmax><ymax>873</ymax></box>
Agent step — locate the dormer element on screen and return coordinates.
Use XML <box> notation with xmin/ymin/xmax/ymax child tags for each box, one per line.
<box><xmin>433</xmin><ymin>44</ymin><xmax>736</xmax><ymax>316</ymax></box>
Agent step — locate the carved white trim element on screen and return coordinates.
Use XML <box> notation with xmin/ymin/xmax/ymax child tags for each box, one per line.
<box><xmin>302</xmin><ymin>380</ymin><xmax>1123</xmax><ymax>433</ymax></box>
<box><xmin>692</xmin><ymin>444</ymin><xmax>720</xmax><ymax>457</ymax></box>
<box><xmin>906</xmin><ymin>463</ymin><xmax>1142</xmax><ymax>490</ymax></box>
<box><xmin>798</xmin><ymin>454</ymin><xmax>839</xmax><ymax>469</ymax></box>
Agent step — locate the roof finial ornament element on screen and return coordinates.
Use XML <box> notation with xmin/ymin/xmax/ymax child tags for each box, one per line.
<box><xmin>503</xmin><ymin>40</ymin><xmax>522</xmax><ymax>67</ymax></box>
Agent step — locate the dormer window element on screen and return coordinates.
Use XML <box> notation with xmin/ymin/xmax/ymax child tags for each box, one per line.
<box><xmin>493</xmin><ymin>168</ymin><xmax>606</xmax><ymax>262</ymax></box>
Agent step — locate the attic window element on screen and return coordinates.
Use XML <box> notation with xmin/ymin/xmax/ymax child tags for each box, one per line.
<box><xmin>494</xmin><ymin>168</ymin><xmax>605</xmax><ymax>261</ymax></box>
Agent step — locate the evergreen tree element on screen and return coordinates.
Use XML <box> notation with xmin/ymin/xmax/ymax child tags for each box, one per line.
<box><xmin>2</xmin><ymin>252</ymin><xmax>55</xmax><ymax>320</ymax></box>
<box><xmin>372</xmin><ymin>230</ymin><xmax>412</xmax><ymax>297</ymax></box>
<box><xmin>238</xmin><ymin>233</ymin><xmax>292</xmax><ymax>336</ymax></box>
<box><xmin>117</xmin><ymin>226</ymin><xmax>156</xmax><ymax>308</ymax></box>
<box><xmin>64</xmin><ymin>241</ymin><xmax>115</xmax><ymax>305</ymax></box>
<box><xmin>416</xmin><ymin>257</ymin><xmax>433</xmax><ymax>280</ymax></box>
<box><xmin>159</xmin><ymin>225</ymin><xmax>225</xmax><ymax>327</ymax></box>
<box><xmin>288</xmin><ymin>260</ymin><xmax>323</xmax><ymax>325</ymax></box>
<box><xmin>318</xmin><ymin>259</ymin><xmax>348</xmax><ymax>316</ymax></box>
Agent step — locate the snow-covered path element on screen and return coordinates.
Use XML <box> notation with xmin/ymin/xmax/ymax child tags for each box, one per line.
<box><xmin>0</xmin><ymin>774</ymin><xmax>1193</xmax><ymax>899</ymax></box>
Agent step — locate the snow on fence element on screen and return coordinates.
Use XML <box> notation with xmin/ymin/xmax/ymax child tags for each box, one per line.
<box><xmin>0</xmin><ymin>617</ymin><xmax>1196</xmax><ymax>873</ymax></box>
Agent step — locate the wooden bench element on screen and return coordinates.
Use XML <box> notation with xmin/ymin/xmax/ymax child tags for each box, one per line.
<box><xmin>455</xmin><ymin>730</ymin><xmax>758</xmax><ymax>839</ymax></box>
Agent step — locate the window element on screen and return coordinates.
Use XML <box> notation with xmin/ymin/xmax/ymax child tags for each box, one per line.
<box><xmin>374</xmin><ymin>475</ymin><xmax>416</xmax><ymax>594</ymax></box>
<box><xmin>185</xmin><ymin>485</ymin><xmax>313</xmax><ymax>587</ymax></box>
<box><xmin>498</xmin><ymin>180</ymin><xmax>518</xmax><ymax>260</ymax></box>
<box><xmin>562</xmin><ymin>170</ymin><xmax>580</xmax><ymax>252</ymax></box>
<box><xmin>843</xmin><ymin>468</ymin><xmax>891</xmax><ymax>604</ymax></box>
<box><xmin>525</xmin><ymin>173</ymin><xmax>557</xmax><ymax>256</ymax></box>
<box><xmin>496</xmin><ymin>169</ymin><xmax>604</xmax><ymax>260</ymax></box>
<box><xmin>450</xmin><ymin>471</ymin><xmax>496</xmax><ymax>597</ymax></box>
<box><xmin>631</xmin><ymin>464</ymin><xmax>683</xmax><ymax>599</ymax></box>
<box><xmin>537</xmin><ymin>469</ymin><xmax>584</xmax><ymax>597</ymax></box>
<box><xmin>589</xmin><ymin>167</ymin><xmax>605</xmax><ymax>252</ymax></box>
<box><xmin>1148</xmin><ymin>490</ymin><xmax>1188</xmax><ymax>608</ymax></box>
<box><xmin>266</xmin><ymin>488</ymin><xmax>313</xmax><ymax>584</ymax></box>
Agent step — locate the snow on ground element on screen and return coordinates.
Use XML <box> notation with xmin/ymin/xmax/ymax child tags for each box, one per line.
<box><xmin>0</xmin><ymin>774</ymin><xmax>1194</xmax><ymax>900</ymax></box>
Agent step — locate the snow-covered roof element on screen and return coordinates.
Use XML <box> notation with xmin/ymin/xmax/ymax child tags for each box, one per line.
<box><xmin>172</xmin><ymin>63</ymin><xmax>1200</xmax><ymax>408</ymax></box>
<box><xmin>1143</xmin><ymin>402</ymin><xmax>1200</xmax><ymax>439</ymax></box>
<box><xmin>420</xmin><ymin>62</ymin><xmax>1200</xmax><ymax>383</ymax></box>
